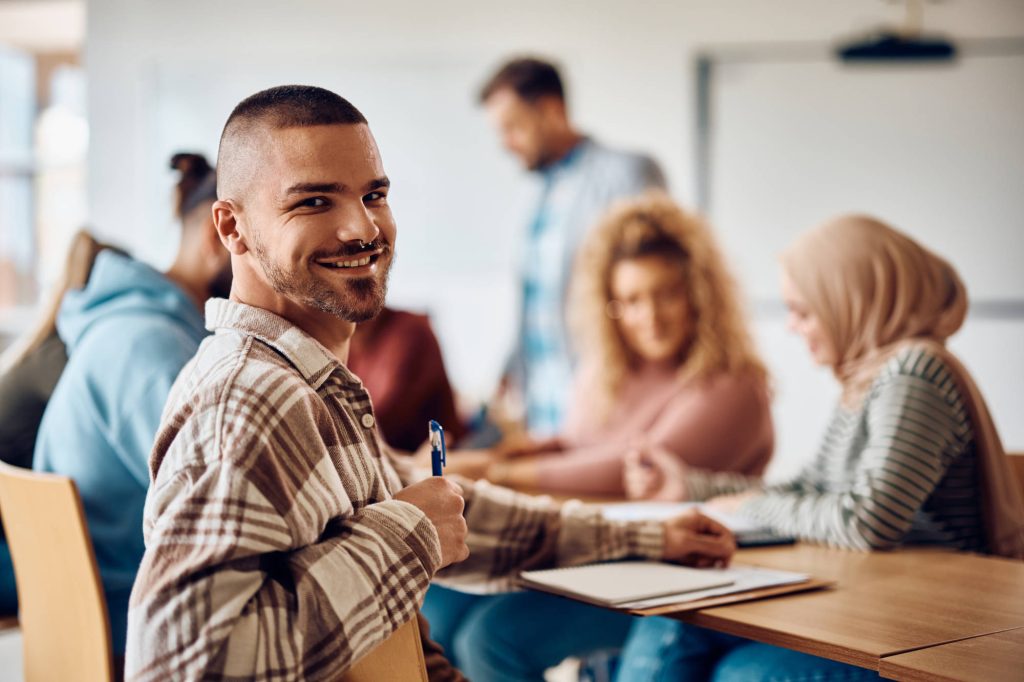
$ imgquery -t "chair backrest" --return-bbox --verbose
[341,616,428,682]
[1008,452,1024,501]
[0,462,113,682]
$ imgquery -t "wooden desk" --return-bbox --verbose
[878,627,1024,682]
[666,544,1024,671]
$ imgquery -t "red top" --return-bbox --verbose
[347,308,465,452]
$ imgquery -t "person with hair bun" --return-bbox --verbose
[615,214,1024,682]
[19,152,231,660]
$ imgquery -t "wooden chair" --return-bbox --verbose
[342,617,428,682]
[0,461,427,681]
[0,462,114,682]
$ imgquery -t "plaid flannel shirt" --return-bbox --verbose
[125,299,663,681]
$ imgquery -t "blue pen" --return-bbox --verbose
[429,419,447,476]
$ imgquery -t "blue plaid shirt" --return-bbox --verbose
[512,139,666,437]
[521,145,585,436]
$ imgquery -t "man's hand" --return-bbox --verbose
[623,445,688,501]
[661,508,735,567]
[394,478,470,569]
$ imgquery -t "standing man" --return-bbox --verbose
[125,85,732,681]
[480,57,666,437]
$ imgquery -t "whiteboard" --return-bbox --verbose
[699,47,1024,473]
[707,50,1024,303]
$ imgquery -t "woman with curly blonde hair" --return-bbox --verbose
[473,190,774,495]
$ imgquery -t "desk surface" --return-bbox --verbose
[668,544,1024,671]
[878,627,1024,682]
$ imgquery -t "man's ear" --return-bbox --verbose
[212,199,248,255]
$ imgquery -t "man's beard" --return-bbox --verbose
[251,235,392,323]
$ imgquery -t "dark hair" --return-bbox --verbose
[478,57,565,104]
[222,84,367,136]
[170,152,217,220]
[217,85,368,202]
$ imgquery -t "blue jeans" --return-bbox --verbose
[422,584,636,682]
[616,617,881,682]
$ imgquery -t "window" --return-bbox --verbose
[0,43,87,348]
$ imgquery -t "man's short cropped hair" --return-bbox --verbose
[478,58,565,104]
[223,84,367,135]
[216,85,368,201]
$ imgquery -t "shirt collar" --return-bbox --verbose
[540,136,589,179]
[204,298,362,390]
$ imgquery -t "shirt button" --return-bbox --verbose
[360,413,376,429]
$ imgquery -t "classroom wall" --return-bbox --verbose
[86,0,1024,478]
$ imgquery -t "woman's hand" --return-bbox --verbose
[661,508,735,567]
[704,491,759,516]
[623,444,688,501]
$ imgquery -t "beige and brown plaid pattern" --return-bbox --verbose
[126,299,663,681]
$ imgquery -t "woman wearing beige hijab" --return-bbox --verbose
[615,214,1024,682]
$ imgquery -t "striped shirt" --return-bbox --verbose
[125,299,663,681]
[687,346,985,552]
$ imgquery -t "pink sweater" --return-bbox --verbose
[531,363,774,496]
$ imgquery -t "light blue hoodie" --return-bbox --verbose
[29,251,207,653]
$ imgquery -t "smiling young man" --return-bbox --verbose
[124,85,734,681]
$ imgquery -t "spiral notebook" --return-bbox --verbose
[518,561,735,607]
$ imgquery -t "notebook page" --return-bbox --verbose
[519,561,734,605]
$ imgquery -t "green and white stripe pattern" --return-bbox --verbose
[688,346,984,552]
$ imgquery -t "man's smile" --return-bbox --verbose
[315,252,381,270]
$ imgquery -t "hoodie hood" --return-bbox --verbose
[57,251,205,352]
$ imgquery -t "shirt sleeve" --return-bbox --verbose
[535,374,773,495]
[433,478,664,592]
[739,372,966,550]
[604,153,667,199]
[126,446,442,681]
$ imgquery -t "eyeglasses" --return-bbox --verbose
[606,282,688,320]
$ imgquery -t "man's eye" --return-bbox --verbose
[365,191,387,203]
[299,197,328,208]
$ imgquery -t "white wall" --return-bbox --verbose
[86,0,1024,476]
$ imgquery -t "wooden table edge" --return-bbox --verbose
[677,609,883,671]
[877,626,1024,682]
